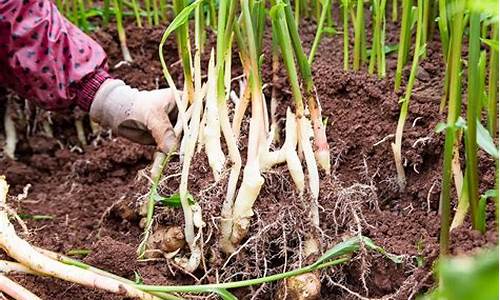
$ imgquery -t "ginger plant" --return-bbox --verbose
[283,0,331,174]
[271,0,321,257]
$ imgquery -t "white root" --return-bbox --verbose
[219,98,243,253]
[3,98,17,160]
[196,108,207,153]
[260,109,304,194]
[204,50,226,180]
[0,261,37,276]
[230,160,264,246]
[75,119,87,146]
[391,142,406,191]
[0,177,159,300]
[0,275,41,300]
[283,110,305,194]
[298,116,320,256]
[41,111,54,138]
[226,54,268,249]
[176,47,207,272]
[219,45,243,253]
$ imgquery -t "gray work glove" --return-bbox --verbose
[90,79,178,153]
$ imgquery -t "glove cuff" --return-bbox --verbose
[76,69,112,111]
[89,78,128,128]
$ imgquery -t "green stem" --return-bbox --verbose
[394,0,412,90]
[369,0,387,76]
[136,258,348,293]
[308,0,331,65]
[295,0,300,24]
[283,0,314,93]
[487,26,499,137]
[343,0,349,70]
[393,0,424,190]
[103,0,110,26]
[353,0,364,70]
[152,0,159,25]
[465,11,481,230]
[56,0,63,12]
[137,152,171,258]
[159,0,167,21]
[173,0,194,104]
[144,0,153,26]
[421,0,430,56]
[438,0,449,59]
[440,0,464,256]
[272,0,305,116]
[131,0,142,27]
[391,0,397,22]
[78,0,89,32]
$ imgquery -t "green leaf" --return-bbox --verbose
[383,44,399,54]
[360,236,404,264]
[323,26,338,35]
[269,1,286,18]
[435,122,448,133]
[455,117,467,129]
[410,6,418,31]
[134,271,144,284]
[423,247,499,300]
[484,189,498,199]
[435,118,467,134]
[476,120,499,159]
[312,236,403,268]
[153,192,196,207]
[468,0,499,17]
[481,38,499,51]
[418,43,427,57]
[206,288,238,300]
[152,191,182,208]
[312,236,360,267]
[162,0,204,41]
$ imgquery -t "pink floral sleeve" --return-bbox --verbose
[0,0,110,111]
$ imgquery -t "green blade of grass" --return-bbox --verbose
[465,10,481,230]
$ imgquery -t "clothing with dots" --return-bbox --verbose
[0,0,110,111]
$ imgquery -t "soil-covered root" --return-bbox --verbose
[277,272,321,300]
[145,226,186,258]
[0,176,161,300]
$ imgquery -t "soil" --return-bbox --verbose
[0,9,498,300]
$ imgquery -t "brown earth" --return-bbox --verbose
[0,11,498,300]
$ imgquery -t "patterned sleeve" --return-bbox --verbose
[0,0,111,111]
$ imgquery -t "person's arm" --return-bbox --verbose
[0,0,109,111]
[0,0,178,153]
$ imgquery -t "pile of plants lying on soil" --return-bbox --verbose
[0,0,498,299]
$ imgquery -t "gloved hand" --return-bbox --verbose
[90,79,178,153]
